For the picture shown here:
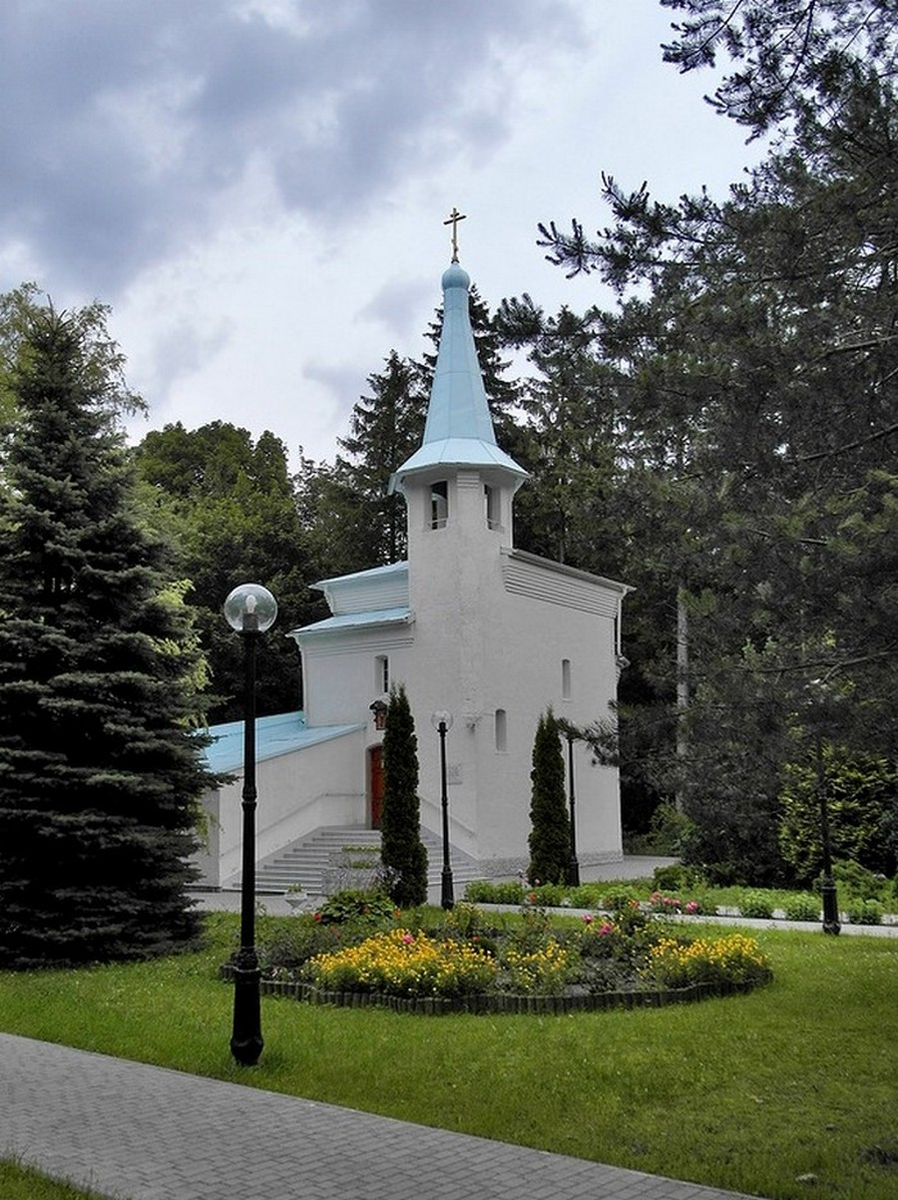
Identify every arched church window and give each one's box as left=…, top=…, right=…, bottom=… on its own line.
left=561, top=658, right=572, bottom=700
left=494, top=708, right=507, bottom=752
left=430, top=480, right=448, bottom=529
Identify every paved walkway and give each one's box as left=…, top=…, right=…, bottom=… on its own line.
left=1, top=1032, right=762, bottom=1200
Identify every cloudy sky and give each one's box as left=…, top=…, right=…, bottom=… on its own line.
left=1, top=0, right=762, bottom=466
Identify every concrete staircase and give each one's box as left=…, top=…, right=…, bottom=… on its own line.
left=234, top=826, right=482, bottom=898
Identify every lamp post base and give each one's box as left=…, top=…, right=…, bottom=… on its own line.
left=821, top=876, right=841, bottom=936
left=441, top=867, right=455, bottom=911
left=231, top=964, right=264, bottom=1066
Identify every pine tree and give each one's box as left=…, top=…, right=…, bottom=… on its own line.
left=303, top=352, right=427, bottom=578
left=527, top=710, right=570, bottom=884
left=380, top=684, right=428, bottom=907
left=0, top=301, right=216, bottom=968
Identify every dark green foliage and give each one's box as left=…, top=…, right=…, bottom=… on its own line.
left=779, top=748, right=898, bottom=882
left=133, top=421, right=315, bottom=721
left=527, top=710, right=571, bottom=885
left=380, top=685, right=428, bottom=907
left=738, top=892, right=775, bottom=920
left=299, top=352, right=427, bottom=579
left=659, top=0, right=897, bottom=134
left=464, top=880, right=526, bottom=905
left=530, top=3, right=898, bottom=886
left=0, top=301, right=215, bottom=968
left=315, top=889, right=397, bottom=927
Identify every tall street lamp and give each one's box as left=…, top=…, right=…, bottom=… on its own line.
left=565, top=730, right=580, bottom=888
left=431, top=710, right=454, bottom=910
left=223, top=582, right=278, bottom=1065
left=815, top=734, right=841, bottom=936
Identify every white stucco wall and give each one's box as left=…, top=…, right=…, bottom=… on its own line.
left=195, top=728, right=368, bottom=887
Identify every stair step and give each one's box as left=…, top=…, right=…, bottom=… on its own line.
left=232, top=825, right=480, bottom=896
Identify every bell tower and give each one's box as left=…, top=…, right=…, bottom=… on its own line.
left=389, top=258, right=527, bottom=567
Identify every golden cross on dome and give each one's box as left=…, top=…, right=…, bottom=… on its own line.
left=443, top=206, right=467, bottom=262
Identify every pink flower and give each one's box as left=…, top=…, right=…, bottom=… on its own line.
left=599, top=922, right=614, bottom=936
left=582, top=913, right=593, bottom=925
left=685, top=900, right=698, bottom=913
left=402, top=933, right=414, bottom=945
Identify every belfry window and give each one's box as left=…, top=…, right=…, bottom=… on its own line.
left=375, top=655, right=389, bottom=694
left=430, top=480, right=448, bottom=529
left=484, top=484, right=500, bottom=529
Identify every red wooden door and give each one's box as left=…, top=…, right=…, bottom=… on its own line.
left=369, top=746, right=384, bottom=830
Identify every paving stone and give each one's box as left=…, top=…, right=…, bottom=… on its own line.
left=1, top=1033, right=763, bottom=1200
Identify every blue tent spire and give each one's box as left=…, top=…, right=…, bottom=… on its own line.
left=390, top=261, right=527, bottom=493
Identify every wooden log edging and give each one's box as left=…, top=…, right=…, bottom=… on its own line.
left=218, top=964, right=771, bottom=1014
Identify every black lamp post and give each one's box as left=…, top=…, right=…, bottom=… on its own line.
left=565, top=730, right=580, bottom=888
left=223, top=582, right=278, bottom=1065
left=431, top=710, right=454, bottom=910
left=815, top=733, right=841, bottom=936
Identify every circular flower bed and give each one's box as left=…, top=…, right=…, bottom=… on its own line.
left=226, top=895, right=773, bottom=1015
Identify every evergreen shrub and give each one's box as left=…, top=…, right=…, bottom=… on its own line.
left=380, top=685, right=428, bottom=907
left=527, top=710, right=571, bottom=884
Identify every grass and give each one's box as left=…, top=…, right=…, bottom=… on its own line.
left=1, top=912, right=897, bottom=1200
left=0, top=1158, right=108, bottom=1200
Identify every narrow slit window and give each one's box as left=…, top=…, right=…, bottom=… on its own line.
left=430, top=480, right=448, bottom=529
left=375, top=655, right=389, bottom=694
left=561, top=658, right=572, bottom=700
left=484, top=484, right=500, bottom=529
left=495, top=708, right=507, bottom=752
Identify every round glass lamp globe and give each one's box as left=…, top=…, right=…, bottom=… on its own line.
left=223, top=583, right=278, bottom=632
left=431, top=710, right=453, bottom=731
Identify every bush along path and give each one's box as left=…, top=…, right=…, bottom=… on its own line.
left=465, top=864, right=898, bottom=929
left=223, top=892, right=773, bottom=1015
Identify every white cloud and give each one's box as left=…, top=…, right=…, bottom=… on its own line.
left=3, top=0, right=762, bottom=466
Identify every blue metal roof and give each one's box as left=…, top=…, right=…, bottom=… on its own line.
left=292, top=606, right=412, bottom=638
left=390, top=262, right=526, bottom=492
left=203, top=710, right=364, bottom=773
left=312, top=560, right=408, bottom=591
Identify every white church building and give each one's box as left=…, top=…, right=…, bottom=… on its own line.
left=195, top=256, right=629, bottom=892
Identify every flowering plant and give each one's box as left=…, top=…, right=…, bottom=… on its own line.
left=306, top=928, right=497, bottom=998
left=642, top=934, right=771, bottom=989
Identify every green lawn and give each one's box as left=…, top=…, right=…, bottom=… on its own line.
left=0, top=1159, right=108, bottom=1200
left=1, top=913, right=896, bottom=1200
